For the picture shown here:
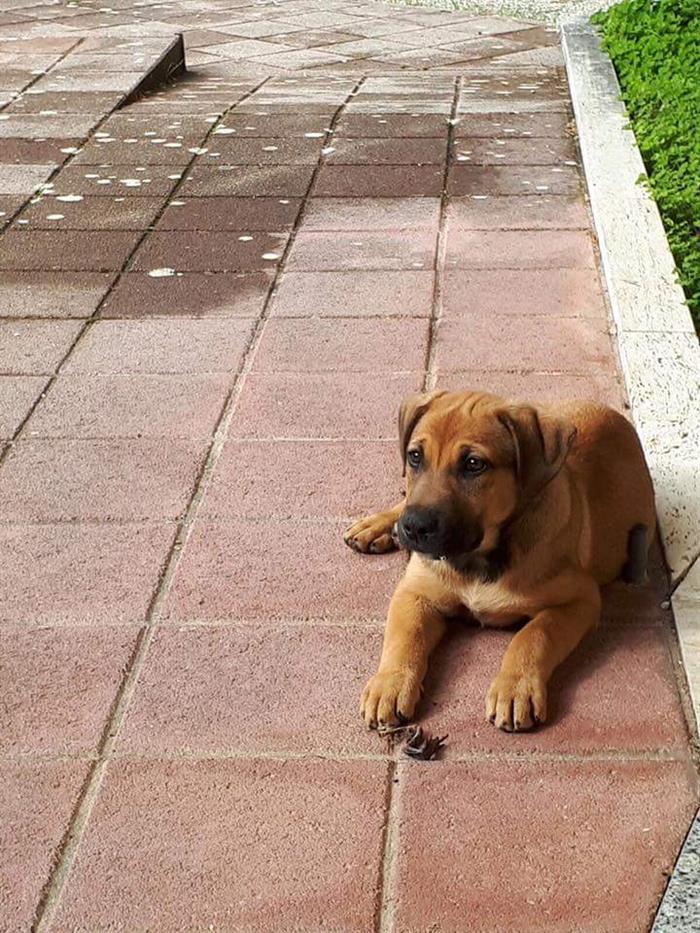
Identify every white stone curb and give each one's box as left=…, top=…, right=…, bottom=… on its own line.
left=562, top=22, right=700, bottom=726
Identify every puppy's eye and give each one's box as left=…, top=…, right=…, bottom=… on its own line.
left=462, top=455, right=487, bottom=475
left=406, top=448, right=422, bottom=469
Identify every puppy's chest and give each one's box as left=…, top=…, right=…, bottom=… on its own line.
left=455, top=579, right=524, bottom=628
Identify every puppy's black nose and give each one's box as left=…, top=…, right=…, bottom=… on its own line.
left=399, top=507, right=443, bottom=550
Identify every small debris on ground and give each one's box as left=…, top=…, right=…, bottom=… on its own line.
left=378, top=724, right=448, bottom=760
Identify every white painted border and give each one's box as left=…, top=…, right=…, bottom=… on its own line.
left=562, top=21, right=700, bottom=726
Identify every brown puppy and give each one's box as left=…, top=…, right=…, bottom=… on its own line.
left=344, top=391, right=655, bottom=732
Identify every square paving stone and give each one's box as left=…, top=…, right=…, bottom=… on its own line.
left=442, top=269, right=606, bottom=319
left=0, top=320, right=82, bottom=375
left=0, top=760, right=90, bottom=932
left=335, top=113, right=450, bottom=137
left=0, top=193, right=25, bottom=223
left=0, top=624, right=140, bottom=756
left=417, top=624, right=689, bottom=754
left=449, top=163, right=580, bottom=196
left=210, top=113, right=334, bottom=137
left=447, top=195, right=587, bottom=230
left=228, top=371, right=420, bottom=439
left=286, top=230, right=436, bottom=271
left=0, top=375, right=45, bottom=437
left=394, top=760, right=697, bottom=933
left=202, top=439, right=400, bottom=519
left=0, top=162, right=55, bottom=194
left=26, top=373, right=231, bottom=438
left=0, top=522, right=176, bottom=625
left=253, top=317, right=429, bottom=372
left=454, top=111, right=570, bottom=138
left=99, top=270, right=272, bottom=318
left=49, top=164, right=184, bottom=197
left=132, top=230, right=288, bottom=272
left=63, top=319, right=255, bottom=374
left=15, top=194, right=164, bottom=230
left=0, top=113, right=98, bottom=138
left=52, top=759, right=388, bottom=932
left=4, top=90, right=123, bottom=113
left=454, top=136, right=576, bottom=165
left=164, top=519, right=403, bottom=622
left=0, top=137, right=79, bottom=164
left=156, top=196, right=301, bottom=231
left=314, top=164, right=444, bottom=197
left=200, top=136, right=324, bottom=164
left=436, top=370, right=626, bottom=410
left=180, top=163, right=315, bottom=197
left=118, top=623, right=384, bottom=756
left=303, top=196, right=440, bottom=230
left=0, top=438, right=208, bottom=522
left=327, top=137, right=446, bottom=164
left=271, top=269, right=434, bottom=317
left=0, top=270, right=113, bottom=319
left=98, top=112, right=213, bottom=143
left=0, top=230, right=141, bottom=271
left=73, top=139, right=194, bottom=166
left=445, top=230, right=596, bottom=270
left=435, top=316, right=614, bottom=374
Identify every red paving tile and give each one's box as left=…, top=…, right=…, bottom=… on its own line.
left=99, top=270, right=273, bottom=318
left=454, top=111, right=571, bottom=137
left=0, top=375, right=45, bottom=437
left=164, top=519, right=403, bottom=622
left=180, top=163, right=316, bottom=197
left=0, top=625, right=139, bottom=755
left=304, top=196, right=440, bottom=230
left=0, top=522, right=175, bottom=625
left=418, top=624, right=689, bottom=754
left=0, top=760, right=90, bottom=931
left=156, top=196, right=302, bottom=231
left=0, top=229, right=142, bottom=272
left=447, top=194, right=588, bottom=229
left=63, top=319, right=255, bottom=374
left=0, top=438, right=208, bottom=521
left=442, top=268, right=606, bottom=318
left=118, top=623, right=384, bottom=756
left=253, top=318, right=429, bottom=372
left=287, top=230, right=436, bottom=271
left=132, top=229, right=288, bottom=273
left=0, top=319, right=82, bottom=375
left=394, top=760, right=697, bottom=933
left=52, top=759, right=388, bottom=932
left=314, top=164, right=444, bottom=197
left=435, top=316, right=614, bottom=373
left=0, top=271, right=114, bottom=318
left=228, top=371, right=420, bottom=439
left=15, top=194, right=165, bottom=230
left=449, top=163, right=580, bottom=196
left=202, top=439, right=401, bottom=519
left=271, top=269, right=434, bottom=316
left=445, top=229, right=596, bottom=269
left=25, top=373, right=231, bottom=438
left=437, top=370, right=627, bottom=410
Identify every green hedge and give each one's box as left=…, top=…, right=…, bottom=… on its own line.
left=592, top=0, right=700, bottom=326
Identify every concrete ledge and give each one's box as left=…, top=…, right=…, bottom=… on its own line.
left=562, top=22, right=700, bottom=727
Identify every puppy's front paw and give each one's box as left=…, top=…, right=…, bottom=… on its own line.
left=486, top=670, right=547, bottom=732
left=360, top=670, right=421, bottom=730
left=344, top=512, right=399, bottom=555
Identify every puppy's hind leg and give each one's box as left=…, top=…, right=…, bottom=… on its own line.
left=621, top=524, right=650, bottom=586
left=344, top=502, right=404, bottom=554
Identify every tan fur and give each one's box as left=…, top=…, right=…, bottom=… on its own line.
left=344, top=391, right=656, bottom=732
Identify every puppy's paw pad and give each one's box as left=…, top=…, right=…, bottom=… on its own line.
left=360, top=670, right=421, bottom=730
left=344, top=513, right=399, bottom=555
left=485, top=671, right=547, bottom=732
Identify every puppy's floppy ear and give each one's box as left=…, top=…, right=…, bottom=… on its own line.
left=498, top=405, right=577, bottom=500
left=398, top=390, right=445, bottom=475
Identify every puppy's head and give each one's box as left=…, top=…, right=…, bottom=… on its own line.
left=396, top=390, right=576, bottom=567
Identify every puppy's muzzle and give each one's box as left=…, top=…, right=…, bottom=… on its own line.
left=397, top=507, right=449, bottom=556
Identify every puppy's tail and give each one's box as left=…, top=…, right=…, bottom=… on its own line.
left=621, top=524, right=649, bottom=586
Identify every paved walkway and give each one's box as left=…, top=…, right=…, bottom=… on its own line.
left=1, top=1, right=697, bottom=931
